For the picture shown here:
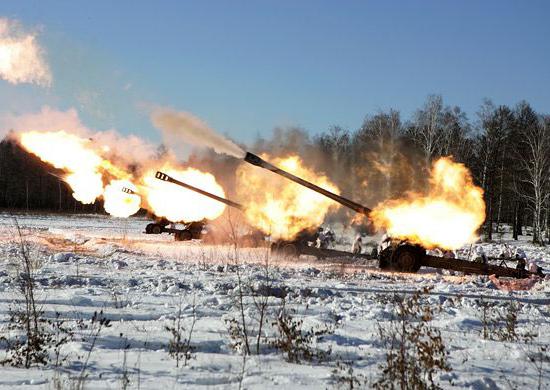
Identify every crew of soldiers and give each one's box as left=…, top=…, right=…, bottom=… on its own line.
left=316, top=227, right=335, bottom=249
left=473, top=244, right=544, bottom=275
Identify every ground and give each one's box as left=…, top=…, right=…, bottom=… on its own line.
left=0, top=213, right=548, bottom=389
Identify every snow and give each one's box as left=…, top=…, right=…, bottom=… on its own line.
left=0, top=212, right=549, bottom=389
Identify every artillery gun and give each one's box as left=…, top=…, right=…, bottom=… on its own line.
left=148, top=171, right=264, bottom=244
left=243, top=152, right=543, bottom=278
left=145, top=217, right=207, bottom=241
left=144, top=172, right=244, bottom=241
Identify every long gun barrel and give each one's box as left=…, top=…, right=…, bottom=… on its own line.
left=155, top=171, right=243, bottom=210
left=244, top=152, right=371, bottom=216
left=122, top=187, right=137, bottom=195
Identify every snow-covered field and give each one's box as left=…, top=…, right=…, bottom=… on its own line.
left=0, top=213, right=548, bottom=389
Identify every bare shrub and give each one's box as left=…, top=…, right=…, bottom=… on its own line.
left=331, top=360, right=368, bottom=389
left=478, top=299, right=548, bottom=389
left=270, top=299, right=333, bottom=363
left=527, top=343, right=549, bottom=390
left=0, top=220, right=73, bottom=368
left=74, top=310, right=112, bottom=389
left=198, top=247, right=213, bottom=271
left=0, top=309, right=73, bottom=368
left=477, top=298, right=534, bottom=342
left=120, top=346, right=130, bottom=390
left=225, top=249, right=286, bottom=356
left=236, top=353, right=247, bottom=390
left=165, top=296, right=197, bottom=367
left=250, top=251, right=272, bottom=354
left=225, top=260, right=252, bottom=355
left=374, top=289, right=451, bottom=389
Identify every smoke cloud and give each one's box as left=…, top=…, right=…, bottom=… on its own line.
left=1, top=106, right=89, bottom=137
left=0, top=18, right=52, bottom=87
left=151, top=107, right=245, bottom=159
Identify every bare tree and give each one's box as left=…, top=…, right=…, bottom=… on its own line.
left=475, top=101, right=513, bottom=240
left=315, top=125, right=352, bottom=195
left=517, top=115, right=550, bottom=244
left=409, top=95, right=444, bottom=166
left=357, top=110, right=403, bottom=199
left=439, top=105, right=470, bottom=161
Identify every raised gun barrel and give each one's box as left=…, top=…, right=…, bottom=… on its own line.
left=244, top=152, right=371, bottom=216
left=121, top=187, right=137, bottom=195
left=155, top=171, right=243, bottom=210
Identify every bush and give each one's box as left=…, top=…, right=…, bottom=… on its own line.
left=478, top=298, right=535, bottom=342
left=165, top=297, right=197, bottom=367
left=374, top=289, right=451, bottom=389
left=331, top=360, right=368, bottom=389
left=270, top=300, right=333, bottom=363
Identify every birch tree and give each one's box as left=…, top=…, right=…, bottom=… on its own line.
left=518, top=115, right=550, bottom=244
left=409, top=95, right=444, bottom=167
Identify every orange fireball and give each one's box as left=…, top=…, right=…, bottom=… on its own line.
left=370, top=157, right=485, bottom=250
left=141, top=164, right=226, bottom=222
left=19, top=131, right=107, bottom=204
left=103, top=179, right=141, bottom=218
left=236, top=154, right=340, bottom=240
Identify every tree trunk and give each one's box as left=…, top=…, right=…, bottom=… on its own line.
left=495, top=151, right=505, bottom=233
left=58, top=181, right=62, bottom=211
left=515, top=202, right=524, bottom=239
left=512, top=201, right=519, bottom=240
left=25, top=178, right=29, bottom=212
left=544, top=204, right=549, bottom=244
left=486, top=196, right=493, bottom=241
left=533, top=208, right=539, bottom=244
left=545, top=201, right=550, bottom=244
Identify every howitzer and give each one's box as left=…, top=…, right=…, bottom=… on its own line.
left=155, top=171, right=243, bottom=210
left=244, top=152, right=371, bottom=216
left=121, top=187, right=137, bottom=195
left=146, top=171, right=244, bottom=242
left=243, top=152, right=543, bottom=278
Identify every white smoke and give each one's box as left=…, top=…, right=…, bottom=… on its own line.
left=151, top=107, right=245, bottom=158
left=93, top=129, right=157, bottom=167
left=0, top=18, right=52, bottom=87
left=1, top=106, right=89, bottom=137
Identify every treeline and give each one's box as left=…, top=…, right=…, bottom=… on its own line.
left=1, top=95, right=549, bottom=244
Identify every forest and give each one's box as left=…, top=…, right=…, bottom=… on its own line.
left=1, top=95, right=549, bottom=245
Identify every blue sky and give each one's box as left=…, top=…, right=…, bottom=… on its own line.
left=1, top=0, right=549, bottom=144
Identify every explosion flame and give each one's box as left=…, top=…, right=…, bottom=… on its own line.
left=141, top=165, right=227, bottom=222
left=18, top=130, right=228, bottom=223
left=103, top=180, right=141, bottom=218
left=19, top=131, right=113, bottom=204
left=236, top=154, right=340, bottom=240
left=370, top=157, right=485, bottom=250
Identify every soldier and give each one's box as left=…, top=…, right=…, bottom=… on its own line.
left=316, top=227, right=326, bottom=249
left=472, top=246, right=487, bottom=264
left=514, top=248, right=527, bottom=271
left=528, top=259, right=539, bottom=273
left=497, top=244, right=513, bottom=259
left=378, top=233, right=392, bottom=253
left=351, top=235, right=362, bottom=254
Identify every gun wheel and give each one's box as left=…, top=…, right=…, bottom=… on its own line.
left=282, top=243, right=299, bottom=258
left=146, top=223, right=162, bottom=234
left=391, top=245, right=422, bottom=273
left=175, top=230, right=193, bottom=241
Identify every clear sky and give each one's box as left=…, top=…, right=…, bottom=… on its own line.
left=0, top=0, right=549, bottom=144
